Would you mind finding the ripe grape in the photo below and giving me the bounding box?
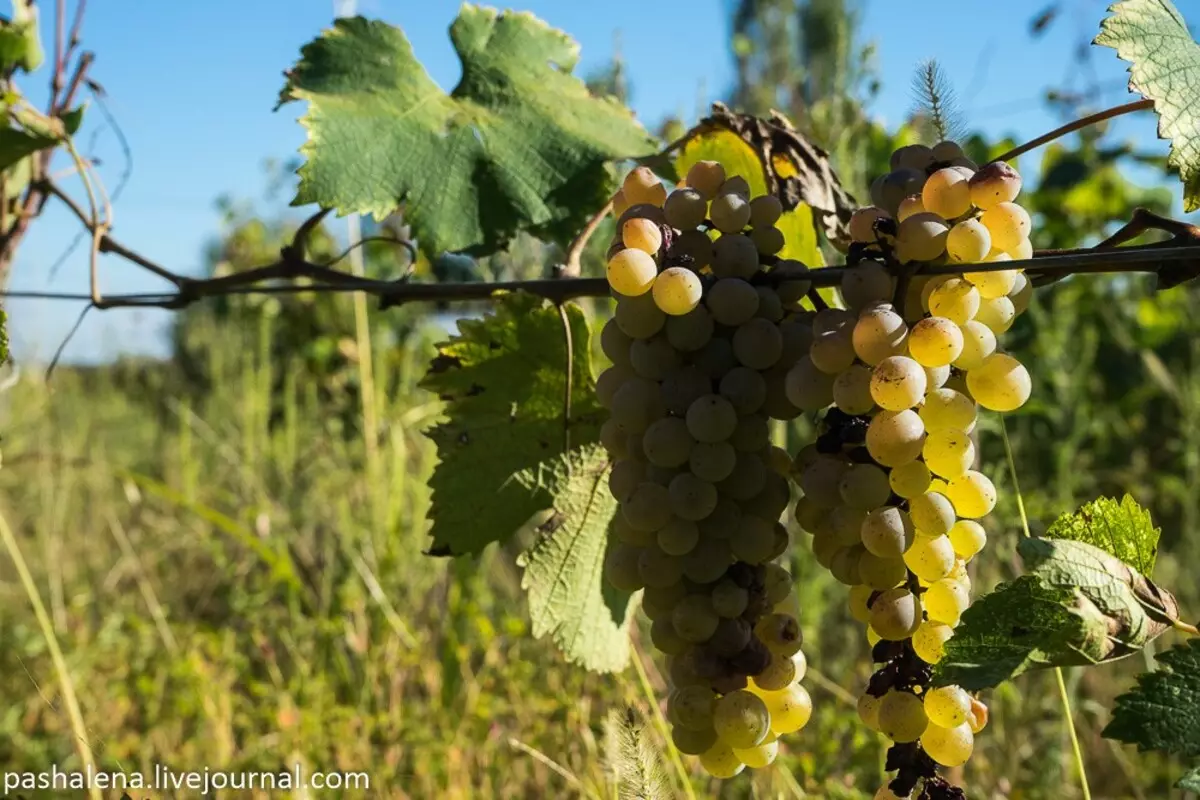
[895,213,949,263]
[731,515,776,563]
[733,318,783,369]
[711,193,752,233]
[912,620,954,664]
[763,684,813,734]
[903,534,956,583]
[858,691,883,730]
[908,317,964,368]
[699,740,746,778]
[754,650,804,691]
[841,261,895,310]
[707,278,759,326]
[611,377,664,433]
[924,685,973,728]
[1009,270,1033,314]
[660,366,710,415]
[653,267,703,315]
[755,613,803,657]
[868,587,922,640]
[908,491,956,537]
[657,517,700,556]
[848,583,874,624]
[685,160,726,200]
[975,295,1016,334]
[681,538,733,583]
[967,352,1031,411]
[712,233,760,278]
[964,267,1018,299]
[693,338,738,381]
[754,286,784,322]
[607,248,658,296]
[734,737,779,768]
[840,464,892,509]
[860,506,915,558]
[689,441,737,483]
[673,228,714,268]
[870,355,928,411]
[889,460,932,499]
[833,364,876,415]
[729,414,770,452]
[924,578,971,625]
[949,519,987,559]
[669,473,719,521]
[968,161,1022,209]
[603,543,644,591]
[686,395,738,442]
[877,690,928,742]
[849,206,890,243]
[672,594,720,642]
[630,336,681,380]
[932,140,965,162]
[921,721,975,767]
[664,187,708,230]
[897,194,925,223]
[865,409,926,467]
[721,176,752,199]
[1008,237,1034,260]
[853,305,908,365]
[751,225,785,255]
[810,328,857,374]
[713,690,771,748]
[601,318,633,366]
[748,194,783,228]
[922,168,972,219]
[923,428,976,479]
[623,166,667,207]
[928,277,980,325]
[945,470,997,518]
[954,320,997,370]
[969,698,990,733]
[946,218,991,263]
[891,144,935,172]
[980,201,1032,251]
[596,364,631,409]
[665,306,715,352]
[638,547,684,588]
[615,291,666,339]
[651,617,689,654]
[623,217,663,255]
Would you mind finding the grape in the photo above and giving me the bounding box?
[967,353,1031,411]
[713,689,771,748]
[920,391,974,437]
[895,213,949,263]
[949,519,987,559]
[707,278,759,326]
[710,193,752,233]
[745,474,791,521]
[945,470,997,518]
[860,506,915,558]
[673,722,718,756]
[751,225,785,255]
[852,305,908,365]
[909,491,956,537]
[897,193,925,222]
[849,583,874,623]
[946,218,991,263]
[665,307,714,353]
[721,451,767,501]
[601,318,633,366]
[870,356,927,411]
[913,620,954,664]
[689,441,737,483]
[964,267,1018,299]
[755,613,803,657]
[869,587,922,640]
[734,738,779,768]
[928,278,980,325]
[925,578,971,625]
[925,363,951,390]
[813,307,855,334]
[832,364,876,415]
[859,552,907,590]
[615,513,656,547]
[785,356,835,411]
[974,295,1016,334]
[638,546,683,588]
[1009,271,1033,314]
[764,684,813,734]
[720,176,752,199]
[709,616,753,657]
[774,262,813,309]
[664,187,708,230]
[931,140,965,162]
[686,395,738,442]
[623,166,667,207]
[808,328,855,375]
[661,367,710,416]
[830,544,866,585]
[865,409,926,467]
[699,739,746,778]
[829,506,868,547]
[603,543,644,591]
[890,460,932,499]
[672,594,720,643]
[778,314,815,361]
[596,364,632,409]
[793,496,824,534]
[712,579,749,618]
[615,291,666,339]
[731,515,776,563]
[858,692,883,730]
[841,260,895,309]
[798,454,849,502]
[608,458,645,501]
[903,534,956,583]
[753,649,803,692]
[622,481,673,531]
[746,193,783,228]
[878,690,929,742]
[840,463,892,509]
[671,684,717,730]
[669,473,718,521]
[673,228,714,269]
[651,616,689,654]
[611,188,629,220]
[729,414,770,452]
[924,685,972,728]
[600,418,629,458]
[919,274,953,310]
[907,316,964,368]
[733,318,783,369]
[682,538,733,583]
[653,267,703,316]
[714,368,763,416]
[701,497,742,540]
[891,143,935,172]
[630,336,681,380]
[754,286,784,322]
[712,233,759,278]
[980,201,1032,251]
[969,698,990,733]
[623,217,663,256]
[685,160,726,200]
[878,168,925,215]
[1008,237,1033,260]
[922,168,972,219]
[692,337,738,380]
[848,206,889,243]
[923,428,976,479]
[658,517,700,556]
[611,377,664,433]
[606,248,658,296]
[954,320,997,370]
[922,721,974,768]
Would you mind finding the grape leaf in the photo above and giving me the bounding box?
[1044,494,1160,576]
[279,9,658,258]
[420,292,605,556]
[1095,0,1200,211]
[934,576,1108,690]
[1104,640,1200,758]
[0,0,43,74]
[516,445,635,673]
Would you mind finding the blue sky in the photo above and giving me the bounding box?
[5,0,1169,363]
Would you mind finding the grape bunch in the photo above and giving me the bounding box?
[789,140,1032,798]
[599,162,817,777]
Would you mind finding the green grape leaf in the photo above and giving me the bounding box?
[1095,0,1200,211]
[1019,537,1180,650]
[0,125,58,172]
[1044,494,1160,575]
[517,445,635,673]
[420,292,605,556]
[0,0,43,74]
[279,9,657,258]
[1103,640,1200,757]
[1178,766,1200,792]
[933,576,1108,690]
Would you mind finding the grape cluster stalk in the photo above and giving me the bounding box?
[789,139,1033,799]
[598,163,818,777]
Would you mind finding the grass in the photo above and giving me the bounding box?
[0,284,1196,799]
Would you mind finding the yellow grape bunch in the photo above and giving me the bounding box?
[598,162,819,777]
[791,139,1029,798]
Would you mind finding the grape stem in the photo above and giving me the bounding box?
[992,99,1154,164]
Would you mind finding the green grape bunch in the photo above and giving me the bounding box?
[791,139,1029,798]
[598,162,817,777]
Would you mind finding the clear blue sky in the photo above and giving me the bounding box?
[5,0,1169,363]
